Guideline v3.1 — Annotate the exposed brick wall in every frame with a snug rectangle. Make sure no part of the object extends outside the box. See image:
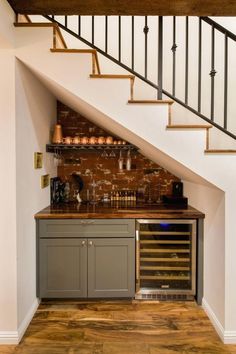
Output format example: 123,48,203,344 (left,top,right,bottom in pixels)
56,101,180,202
